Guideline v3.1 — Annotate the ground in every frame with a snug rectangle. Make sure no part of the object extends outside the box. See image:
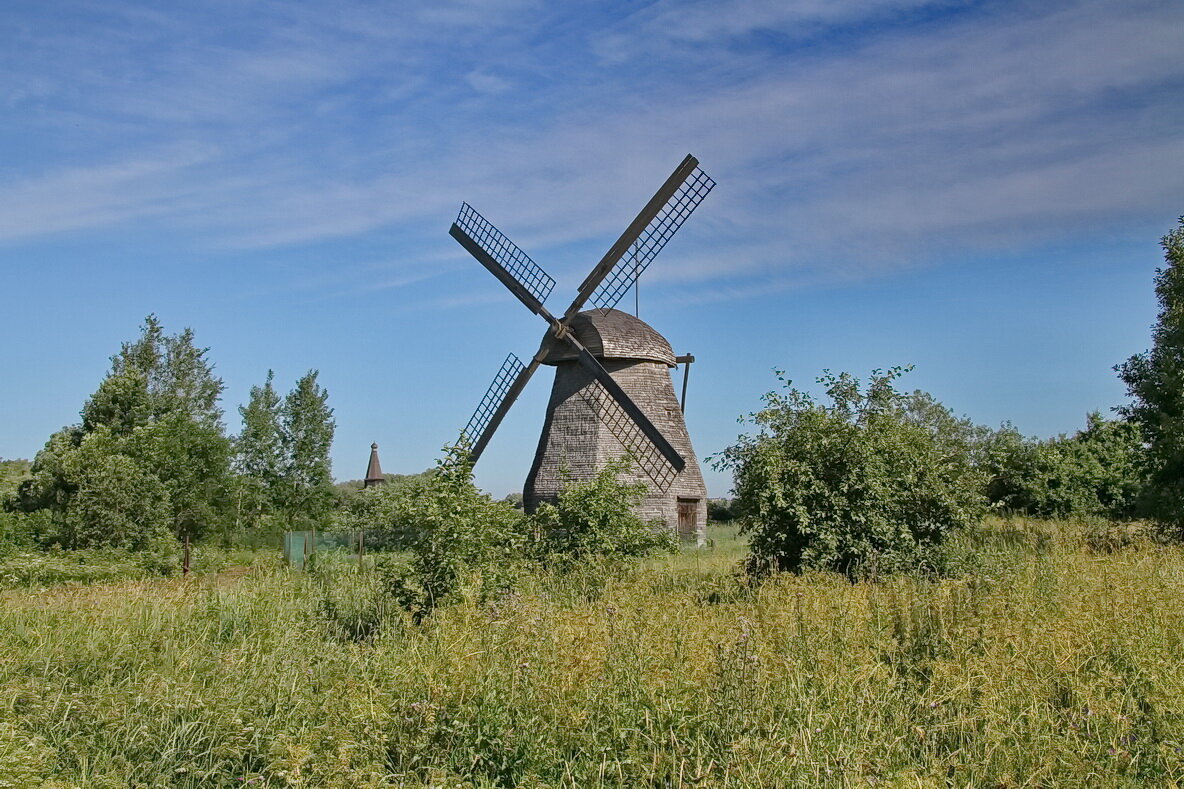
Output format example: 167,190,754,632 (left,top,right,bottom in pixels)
1,520,1182,787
